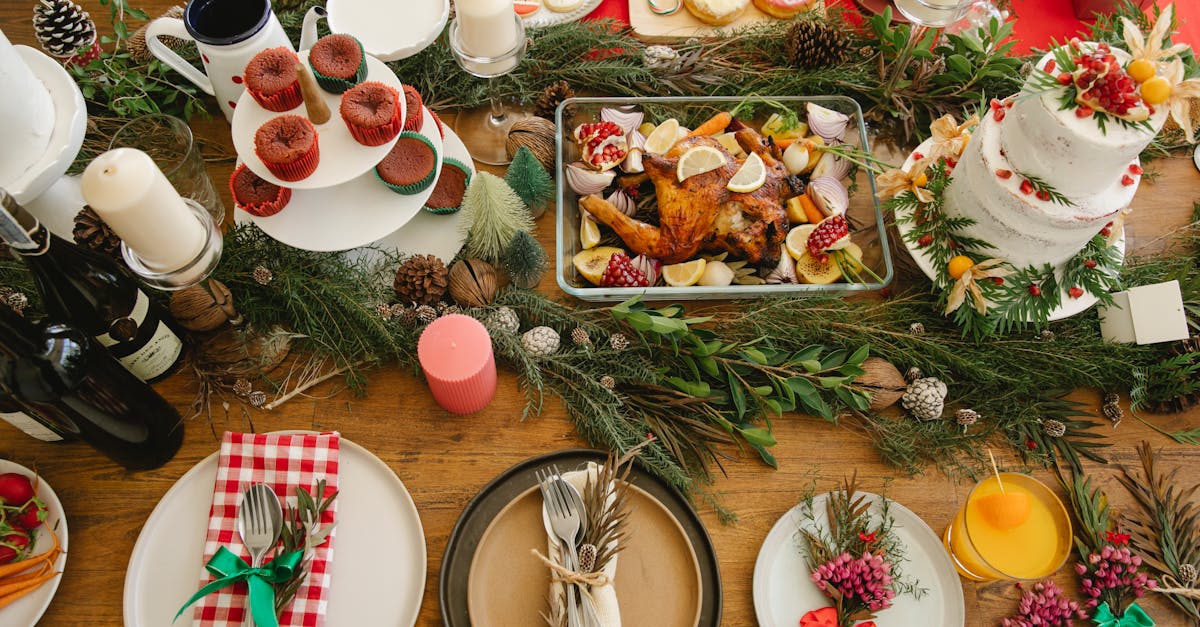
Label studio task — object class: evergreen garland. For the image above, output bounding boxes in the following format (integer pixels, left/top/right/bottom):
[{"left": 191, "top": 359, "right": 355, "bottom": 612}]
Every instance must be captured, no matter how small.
[
  {"left": 503, "top": 230, "right": 548, "bottom": 290},
  {"left": 505, "top": 146, "right": 554, "bottom": 215}
]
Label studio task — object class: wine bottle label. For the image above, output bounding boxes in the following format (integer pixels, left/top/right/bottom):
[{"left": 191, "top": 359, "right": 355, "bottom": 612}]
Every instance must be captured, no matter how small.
[
  {"left": 0, "top": 411, "right": 64, "bottom": 442},
  {"left": 95, "top": 290, "right": 183, "bottom": 381}
]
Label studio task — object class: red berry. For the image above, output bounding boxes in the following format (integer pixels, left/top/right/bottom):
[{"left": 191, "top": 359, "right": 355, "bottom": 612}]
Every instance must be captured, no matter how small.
[
  {"left": 1019, "top": 179, "right": 1035, "bottom": 195},
  {"left": 1068, "top": 286, "right": 1084, "bottom": 299},
  {"left": 917, "top": 234, "right": 933, "bottom": 247},
  {"left": 989, "top": 99, "right": 1003, "bottom": 110},
  {"left": 1100, "top": 227, "right": 1112, "bottom": 237},
  {"left": 1028, "top": 284, "right": 1042, "bottom": 297},
  {"left": 1128, "top": 164, "right": 1143, "bottom": 175},
  {"left": 599, "top": 252, "right": 649, "bottom": 288},
  {"left": 991, "top": 277, "right": 1004, "bottom": 285},
  {"left": 912, "top": 152, "right": 924, "bottom": 161},
  {"left": 1057, "top": 72, "right": 1073, "bottom": 85},
  {"left": 995, "top": 169, "right": 1013, "bottom": 179},
  {"left": 1044, "top": 59, "right": 1056, "bottom": 74},
  {"left": 1036, "top": 190, "right": 1051, "bottom": 201},
  {"left": 1026, "top": 438, "right": 1038, "bottom": 450},
  {"left": 945, "top": 158, "right": 957, "bottom": 168},
  {"left": 1084, "top": 259, "right": 1098, "bottom": 269},
  {"left": 1076, "top": 106, "right": 1094, "bottom": 118},
  {"left": 1121, "top": 175, "right": 1135, "bottom": 186}
]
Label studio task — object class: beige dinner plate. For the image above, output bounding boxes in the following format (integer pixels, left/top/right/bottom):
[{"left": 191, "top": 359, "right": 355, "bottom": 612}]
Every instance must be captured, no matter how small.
[{"left": 467, "top": 483, "right": 703, "bottom": 626}]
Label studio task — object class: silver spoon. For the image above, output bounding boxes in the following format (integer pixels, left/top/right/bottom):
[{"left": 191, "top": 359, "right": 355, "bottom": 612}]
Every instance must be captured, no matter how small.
[{"left": 238, "top": 483, "right": 284, "bottom": 569}]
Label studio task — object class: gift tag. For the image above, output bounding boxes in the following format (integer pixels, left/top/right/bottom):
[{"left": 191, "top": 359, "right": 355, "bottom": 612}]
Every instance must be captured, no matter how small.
[
  {"left": 1128, "top": 280, "right": 1190, "bottom": 345},
  {"left": 1098, "top": 290, "right": 1136, "bottom": 343}
]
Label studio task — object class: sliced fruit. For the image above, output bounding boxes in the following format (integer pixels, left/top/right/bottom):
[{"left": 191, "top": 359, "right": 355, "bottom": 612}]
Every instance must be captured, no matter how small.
[
  {"left": 976, "top": 492, "right": 1032, "bottom": 531},
  {"left": 761, "top": 112, "right": 807, "bottom": 142},
  {"left": 698, "top": 260, "right": 735, "bottom": 286},
  {"left": 714, "top": 132, "right": 746, "bottom": 158},
  {"left": 580, "top": 213, "right": 601, "bottom": 249},
  {"left": 600, "top": 252, "right": 649, "bottom": 287},
  {"left": 574, "top": 121, "right": 628, "bottom": 171},
  {"left": 676, "top": 145, "right": 727, "bottom": 181},
  {"left": 1071, "top": 46, "right": 1149, "bottom": 121},
  {"left": 644, "top": 118, "right": 680, "bottom": 154},
  {"left": 807, "top": 214, "right": 851, "bottom": 256},
  {"left": 785, "top": 224, "right": 817, "bottom": 260},
  {"left": 573, "top": 246, "right": 623, "bottom": 286},
  {"left": 786, "top": 196, "right": 810, "bottom": 224},
  {"left": 663, "top": 258, "right": 707, "bottom": 287},
  {"left": 727, "top": 152, "right": 766, "bottom": 193},
  {"left": 796, "top": 250, "right": 843, "bottom": 284},
  {"left": 638, "top": 121, "right": 656, "bottom": 136},
  {"left": 947, "top": 255, "right": 973, "bottom": 280}
]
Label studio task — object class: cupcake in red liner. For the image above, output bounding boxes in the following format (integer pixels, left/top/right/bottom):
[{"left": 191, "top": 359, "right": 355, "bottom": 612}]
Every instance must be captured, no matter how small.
[
  {"left": 401, "top": 85, "right": 425, "bottom": 132},
  {"left": 375, "top": 131, "right": 438, "bottom": 195},
  {"left": 340, "top": 81, "right": 403, "bottom": 147},
  {"left": 254, "top": 115, "right": 320, "bottom": 182},
  {"left": 422, "top": 158, "right": 471, "bottom": 214},
  {"left": 430, "top": 111, "right": 446, "bottom": 139},
  {"left": 244, "top": 47, "right": 301, "bottom": 112},
  {"left": 308, "top": 34, "right": 367, "bottom": 94},
  {"left": 229, "top": 163, "right": 292, "bottom": 217}
]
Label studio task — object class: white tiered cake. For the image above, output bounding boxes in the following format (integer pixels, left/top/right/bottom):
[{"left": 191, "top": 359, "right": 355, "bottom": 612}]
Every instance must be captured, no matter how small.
[
  {"left": 941, "top": 45, "right": 1167, "bottom": 270},
  {"left": 0, "top": 28, "right": 55, "bottom": 189}
]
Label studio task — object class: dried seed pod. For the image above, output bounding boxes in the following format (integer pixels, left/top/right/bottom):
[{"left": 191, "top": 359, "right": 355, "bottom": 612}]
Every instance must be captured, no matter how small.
[
  {"left": 855, "top": 358, "right": 907, "bottom": 410},
  {"left": 169, "top": 279, "right": 240, "bottom": 332},
  {"left": 448, "top": 258, "right": 499, "bottom": 307}
]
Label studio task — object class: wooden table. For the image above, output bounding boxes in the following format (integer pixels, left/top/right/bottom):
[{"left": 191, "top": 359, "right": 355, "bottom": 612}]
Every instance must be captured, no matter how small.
[{"left": 3, "top": 8, "right": 1200, "bottom": 626}]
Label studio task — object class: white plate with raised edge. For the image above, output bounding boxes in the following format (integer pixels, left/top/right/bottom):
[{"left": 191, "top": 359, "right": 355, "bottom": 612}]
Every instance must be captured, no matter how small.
[
  {"left": 894, "top": 138, "right": 1126, "bottom": 322},
  {"left": 122, "top": 432, "right": 426, "bottom": 627},
  {"left": 522, "top": 0, "right": 604, "bottom": 27},
  {"left": 230, "top": 50, "right": 405, "bottom": 190},
  {"left": 753, "top": 492, "right": 965, "bottom": 627},
  {"left": 6, "top": 46, "right": 87, "bottom": 204},
  {"left": 0, "top": 459, "right": 69, "bottom": 627},
  {"left": 243, "top": 105, "right": 444, "bottom": 252},
  {"left": 326, "top": 0, "right": 448, "bottom": 61}
]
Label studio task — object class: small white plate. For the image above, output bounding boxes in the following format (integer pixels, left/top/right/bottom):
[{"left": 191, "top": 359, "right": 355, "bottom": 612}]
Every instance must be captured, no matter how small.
[
  {"left": 522, "top": 0, "right": 604, "bottom": 27},
  {"left": 244, "top": 105, "right": 444, "bottom": 252},
  {"left": 753, "top": 492, "right": 965, "bottom": 627},
  {"left": 230, "top": 50, "right": 406, "bottom": 190},
  {"left": 326, "top": 0, "right": 448, "bottom": 61},
  {"left": 7, "top": 46, "right": 87, "bottom": 204},
  {"left": 0, "top": 459, "right": 69, "bottom": 627},
  {"left": 122, "top": 433, "right": 426, "bottom": 627}
]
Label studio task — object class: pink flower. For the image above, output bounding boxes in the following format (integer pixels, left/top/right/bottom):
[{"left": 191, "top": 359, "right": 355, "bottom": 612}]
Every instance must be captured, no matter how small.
[
  {"left": 811, "top": 551, "right": 897, "bottom": 617},
  {"left": 1076, "top": 544, "right": 1157, "bottom": 614},
  {"left": 1001, "top": 580, "right": 1085, "bottom": 627}
]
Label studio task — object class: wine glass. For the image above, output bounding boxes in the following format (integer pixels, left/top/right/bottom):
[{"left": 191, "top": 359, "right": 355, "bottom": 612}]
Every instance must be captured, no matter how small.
[
  {"left": 446, "top": 13, "right": 530, "bottom": 165},
  {"left": 881, "top": 0, "right": 975, "bottom": 97}
]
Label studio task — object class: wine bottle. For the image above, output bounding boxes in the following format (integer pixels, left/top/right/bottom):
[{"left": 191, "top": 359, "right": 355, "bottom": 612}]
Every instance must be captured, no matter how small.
[
  {"left": 0, "top": 395, "right": 67, "bottom": 443},
  {"left": 0, "top": 304, "right": 183, "bottom": 470},
  {"left": 0, "top": 189, "right": 184, "bottom": 383}
]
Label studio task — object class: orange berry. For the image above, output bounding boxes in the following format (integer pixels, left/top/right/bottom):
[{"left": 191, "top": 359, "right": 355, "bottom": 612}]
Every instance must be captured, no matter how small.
[
  {"left": 1127, "top": 58, "right": 1156, "bottom": 83},
  {"left": 913, "top": 173, "right": 929, "bottom": 187},
  {"left": 1141, "top": 76, "right": 1172, "bottom": 105},
  {"left": 947, "top": 255, "right": 974, "bottom": 280}
]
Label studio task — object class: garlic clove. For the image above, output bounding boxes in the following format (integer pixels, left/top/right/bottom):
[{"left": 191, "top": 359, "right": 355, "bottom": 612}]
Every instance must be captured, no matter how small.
[{"left": 765, "top": 244, "right": 799, "bottom": 284}]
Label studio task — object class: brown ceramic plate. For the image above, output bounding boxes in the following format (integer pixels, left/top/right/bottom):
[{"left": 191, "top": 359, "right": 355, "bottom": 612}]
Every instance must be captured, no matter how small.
[
  {"left": 467, "top": 483, "right": 702, "bottom": 625},
  {"left": 440, "top": 449, "right": 721, "bottom": 626}
]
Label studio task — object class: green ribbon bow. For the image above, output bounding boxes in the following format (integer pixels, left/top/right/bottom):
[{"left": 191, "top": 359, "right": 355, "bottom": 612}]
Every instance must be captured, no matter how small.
[
  {"left": 174, "top": 546, "right": 304, "bottom": 627},
  {"left": 1093, "top": 602, "right": 1155, "bottom": 627}
]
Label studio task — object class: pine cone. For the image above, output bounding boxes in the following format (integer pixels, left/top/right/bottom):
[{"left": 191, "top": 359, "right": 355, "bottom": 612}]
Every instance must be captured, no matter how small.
[
  {"left": 904, "top": 366, "right": 923, "bottom": 383},
  {"left": 1102, "top": 401, "right": 1124, "bottom": 425},
  {"left": 232, "top": 378, "right": 252, "bottom": 397},
  {"left": 571, "top": 327, "right": 591, "bottom": 348},
  {"left": 415, "top": 304, "right": 438, "bottom": 324},
  {"left": 578, "top": 543, "right": 597, "bottom": 573},
  {"left": 1103, "top": 392, "right": 1120, "bottom": 405},
  {"left": 376, "top": 303, "right": 394, "bottom": 320},
  {"left": 955, "top": 408, "right": 979, "bottom": 427},
  {"left": 902, "top": 377, "right": 947, "bottom": 421},
  {"left": 1180, "top": 563, "right": 1198, "bottom": 586},
  {"left": 533, "top": 80, "right": 575, "bottom": 121},
  {"left": 1042, "top": 419, "right": 1067, "bottom": 438},
  {"left": 252, "top": 266, "right": 274, "bottom": 285},
  {"left": 72, "top": 206, "right": 122, "bottom": 258},
  {"left": 394, "top": 255, "right": 449, "bottom": 305},
  {"left": 599, "top": 375, "right": 615, "bottom": 390},
  {"left": 397, "top": 305, "right": 417, "bottom": 327},
  {"left": 127, "top": 5, "right": 185, "bottom": 62},
  {"left": 1039, "top": 329, "right": 1055, "bottom": 342},
  {"left": 485, "top": 306, "right": 520, "bottom": 335},
  {"left": 609, "top": 333, "right": 630, "bottom": 352},
  {"left": 908, "top": 322, "right": 925, "bottom": 335},
  {"left": 785, "top": 20, "right": 848, "bottom": 69},
  {"left": 522, "top": 326, "right": 560, "bottom": 356},
  {"left": 33, "top": 0, "right": 96, "bottom": 59}
]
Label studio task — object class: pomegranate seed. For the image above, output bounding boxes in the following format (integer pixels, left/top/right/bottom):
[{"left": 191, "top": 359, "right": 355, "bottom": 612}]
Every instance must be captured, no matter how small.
[
  {"left": 1036, "top": 190, "right": 1051, "bottom": 201},
  {"left": 991, "top": 277, "right": 1004, "bottom": 285},
  {"left": 1084, "top": 259, "right": 1098, "bottom": 269},
  {"left": 996, "top": 169, "right": 1013, "bottom": 179},
  {"left": 1057, "top": 72, "right": 1073, "bottom": 85},
  {"left": 993, "top": 108, "right": 1006, "bottom": 122},
  {"left": 989, "top": 99, "right": 1003, "bottom": 110},
  {"left": 1076, "top": 106, "right": 1094, "bottom": 118},
  {"left": 946, "top": 158, "right": 957, "bottom": 168},
  {"left": 1068, "top": 287, "right": 1084, "bottom": 299},
  {"left": 917, "top": 234, "right": 933, "bottom": 247},
  {"left": 817, "top": 253, "right": 829, "bottom": 264},
  {"left": 1121, "top": 175, "right": 1135, "bottom": 186},
  {"left": 1020, "top": 179, "right": 1035, "bottom": 195},
  {"left": 1044, "top": 59, "right": 1056, "bottom": 73},
  {"left": 1100, "top": 227, "right": 1112, "bottom": 236},
  {"left": 913, "top": 152, "right": 924, "bottom": 160},
  {"left": 1028, "top": 284, "right": 1042, "bottom": 297},
  {"left": 1128, "top": 164, "right": 1143, "bottom": 175}
]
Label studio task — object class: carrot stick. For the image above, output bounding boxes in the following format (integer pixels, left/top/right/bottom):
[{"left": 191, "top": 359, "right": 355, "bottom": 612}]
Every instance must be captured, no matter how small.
[
  {"left": 0, "top": 562, "right": 50, "bottom": 586},
  {"left": 799, "top": 195, "right": 824, "bottom": 225},
  {"left": 688, "top": 111, "right": 732, "bottom": 137},
  {"left": 774, "top": 137, "right": 796, "bottom": 150},
  {"left": 0, "top": 571, "right": 60, "bottom": 609},
  {"left": 0, "top": 529, "right": 61, "bottom": 578}
]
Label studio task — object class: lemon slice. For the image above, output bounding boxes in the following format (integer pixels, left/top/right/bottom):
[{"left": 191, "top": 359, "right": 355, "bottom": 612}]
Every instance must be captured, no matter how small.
[
  {"left": 644, "top": 118, "right": 681, "bottom": 155},
  {"left": 785, "top": 224, "right": 816, "bottom": 260},
  {"left": 676, "top": 145, "right": 727, "bottom": 181},
  {"left": 663, "top": 259, "right": 707, "bottom": 286},
  {"left": 580, "top": 212, "right": 601, "bottom": 249},
  {"left": 727, "top": 152, "right": 766, "bottom": 193}
]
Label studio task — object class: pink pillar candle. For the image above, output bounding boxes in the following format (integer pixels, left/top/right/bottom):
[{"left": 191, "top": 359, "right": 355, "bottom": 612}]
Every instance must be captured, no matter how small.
[{"left": 417, "top": 314, "right": 497, "bottom": 414}]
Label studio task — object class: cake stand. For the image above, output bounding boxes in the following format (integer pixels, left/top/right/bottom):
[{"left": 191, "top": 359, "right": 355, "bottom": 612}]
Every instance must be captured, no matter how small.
[
  {"left": 242, "top": 106, "right": 443, "bottom": 252},
  {"left": 230, "top": 51, "right": 405, "bottom": 190},
  {"left": 894, "top": 139, "right": 1126, "bottom": 322},
  {"left": 8, "top": 45, "right": 87, "bottom": 238}
]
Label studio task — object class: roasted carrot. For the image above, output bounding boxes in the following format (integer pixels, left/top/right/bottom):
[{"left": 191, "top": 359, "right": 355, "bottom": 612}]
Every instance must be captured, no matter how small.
[
  {"left": 774, "top": 137, "right": 797, "bottom": 150},
  {"left": 799, "top": 195, "right": 824, "bottom": 225},
  {"left": 688, "top": 111, "right": 732, "bottom": 137},
  {"left": 0, "top": 571, "right": 60, "bottom": 609}
]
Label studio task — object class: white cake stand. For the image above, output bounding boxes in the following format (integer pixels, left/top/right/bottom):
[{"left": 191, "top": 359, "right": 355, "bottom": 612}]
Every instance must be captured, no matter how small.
[
  {"left": 894, "top": 139, "right": 1126, "bottom": 322},
  {"left": 8, "top": 45, "right": 88, "bottom": 238}
]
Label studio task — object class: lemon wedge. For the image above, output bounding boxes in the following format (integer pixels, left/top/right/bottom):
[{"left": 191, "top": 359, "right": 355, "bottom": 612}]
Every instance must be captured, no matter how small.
[
  {"left": 644, "top": 118, "right": 681, "bottom": 155},
  {"left": 785, "top": 224, "right": 817, "bottom": 260},
  {"left": 580, "top": 212, "right": 601, "bottom": 250},
  {"left": 727, "top": 152, "right": 766, "bottom": 193},
  {"left": 663, "top": 259, "right": 707, "bottom": 287},
  {"left": 676, "top": 145, "right": 727, "bottom": 181}
]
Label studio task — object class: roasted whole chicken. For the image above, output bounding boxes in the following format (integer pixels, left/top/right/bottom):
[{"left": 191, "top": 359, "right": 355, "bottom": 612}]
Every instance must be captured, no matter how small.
[{"left": 579, "top": 128, "right": 790, "bottom": 265}]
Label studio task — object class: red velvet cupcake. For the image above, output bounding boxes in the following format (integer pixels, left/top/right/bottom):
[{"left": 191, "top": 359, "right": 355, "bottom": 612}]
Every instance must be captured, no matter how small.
[
  {"left": 339, "top": 81, "right": 403, "bottom": 147},
  {"left": 401, "top": 85, "right": 425, "bottom": 132},
  {"left": 244, "top": 47, "right": 301, "bottom": 112},
  {"left": 308, "top": 34, "right": 366, "bottom": 94},
  {"left": 253, "top": 115, "right": 319, "bottom": 182},
  {"left": 430, "top": 110, "right": 446, "bottom": 139},
  {"left": 229, "top": 163, "right": 291, "bottom": 216}
]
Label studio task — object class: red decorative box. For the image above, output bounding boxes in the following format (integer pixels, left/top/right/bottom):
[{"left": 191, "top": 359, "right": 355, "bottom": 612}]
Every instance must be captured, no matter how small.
[{"left": 1072, "top": 0, "right": 1153, "bottom": 20}]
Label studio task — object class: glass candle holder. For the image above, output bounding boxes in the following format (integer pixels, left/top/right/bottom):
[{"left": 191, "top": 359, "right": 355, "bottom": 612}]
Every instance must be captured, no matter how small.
[
  {"left": 110, "top": 114, "right": 226, "bottom": 226},
  {"left": 446, "top": 14, "right": 531, "bottom": 165},
  {"left": 121, "top": 199, "right": 223, "bottom": 291}
]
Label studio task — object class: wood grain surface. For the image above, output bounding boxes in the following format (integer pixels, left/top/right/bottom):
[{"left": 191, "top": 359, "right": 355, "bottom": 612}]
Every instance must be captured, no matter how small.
[{"left": 2, "top": 5, "right": 1200, "bottom": 626}]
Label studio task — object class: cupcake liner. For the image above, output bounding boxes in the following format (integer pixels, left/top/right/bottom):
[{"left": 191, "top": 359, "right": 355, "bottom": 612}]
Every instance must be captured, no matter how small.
[
  {"left": 430, "top": 111, "right": 446, "bottom": 139},
  {"left": 423, "top": 158, "right": 472, "bottom": 214},
  {"left": 258, "top": 138, "right": 320, "bottom": 182},
  {"left": 402, "top": 86, "right": 425, "bottom": 132},
  {"left": 375, "top": 132, "right": 438, "bottom": 195},
  {"left": 309, "top": 36, "right": 367, "bottom": 94},
  {"left": 248, "top": 80, "right": 302, "bottom": 112},
  {"left": 344, "top": 85, "right": 404, "bottom": 147},
  {"left": 237, "top": 187, "right": 292, "bottom": 217}
]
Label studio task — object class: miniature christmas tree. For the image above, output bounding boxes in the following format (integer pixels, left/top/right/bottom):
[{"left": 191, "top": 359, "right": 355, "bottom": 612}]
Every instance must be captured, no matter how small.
[
  {"left": 503, "top": 230, "right": 548, "bottom": 289},
  {"left": 504, "top": 146, "right": 554, "bottom": 217},
  {"left": 460, "top": 172, "right": 534, "bottom": 264}
]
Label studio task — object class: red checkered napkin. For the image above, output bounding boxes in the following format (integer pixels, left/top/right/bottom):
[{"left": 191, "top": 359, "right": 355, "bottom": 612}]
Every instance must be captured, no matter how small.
[{"left": 192, "top": 431, "right": 341, "bottom": 627}]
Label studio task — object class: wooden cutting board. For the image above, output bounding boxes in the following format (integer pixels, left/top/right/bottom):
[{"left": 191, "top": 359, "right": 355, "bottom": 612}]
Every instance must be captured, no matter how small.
[{"left": 628, "top": 0, "right": 824, "bottom": 42}]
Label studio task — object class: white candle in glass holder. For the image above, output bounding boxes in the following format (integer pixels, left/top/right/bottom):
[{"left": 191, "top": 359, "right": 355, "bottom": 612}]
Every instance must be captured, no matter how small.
[
  {"left": 894, "top": 0, "right": 970, "bottom": 27},
  {"left": 80, "top": 148, "right": 205, "bottom": 272},
  {"left": 456, "top": 0, "right": 519, "bottom": 58}
]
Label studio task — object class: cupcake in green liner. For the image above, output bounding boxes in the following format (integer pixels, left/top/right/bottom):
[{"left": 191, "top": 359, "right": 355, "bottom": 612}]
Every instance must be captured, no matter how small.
[
  {"left": 375, "top": 131, "right": 438, "bottom": 195},
  {"left": 308, "top": 34, "right": 367, "bottom": 94},
  {"left": 422, "top": 158, "right": 471, "bottom": 214}
]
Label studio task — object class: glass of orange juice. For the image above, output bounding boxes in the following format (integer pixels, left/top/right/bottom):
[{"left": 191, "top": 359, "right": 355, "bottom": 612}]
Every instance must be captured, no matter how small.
[{"left": 942, "top": 472, "right": 1072, "bottom": 581}]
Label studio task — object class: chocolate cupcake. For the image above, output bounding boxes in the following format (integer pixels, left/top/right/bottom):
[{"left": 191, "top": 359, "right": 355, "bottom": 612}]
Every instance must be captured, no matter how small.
[
  {"left": 339, "top": 81, "right": 403, "bottom": 147},
  {"left": 375, "top": 131, "right": 438, "bottom": 195},
  {"left": 308, "top": 34, "right": 367, "bottom": 94},
  {"left": 229, "top": 163, "right": 291, "bottom": 217},
  {"left": 244, "top": 47, "right": 301, "bottom": 112},
  {"left": 423, "top": 158, "right": 470, "bottom": 214},
  {"left": 401, "top": 85, "right": 425, "bottom": 132},
  {"left": 253, "top": 115, "right": 319, "bottom": 182}
]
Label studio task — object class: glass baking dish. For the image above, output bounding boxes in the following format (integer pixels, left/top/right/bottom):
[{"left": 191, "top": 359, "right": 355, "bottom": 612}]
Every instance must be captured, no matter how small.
[{"left": 555, "top": 95, "right": 893, "bottom": 301}]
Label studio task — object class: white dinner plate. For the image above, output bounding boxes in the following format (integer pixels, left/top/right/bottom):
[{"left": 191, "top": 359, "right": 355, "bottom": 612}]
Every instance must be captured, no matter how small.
[
  {"left": 122, "top": 433, "right": 426, "bottom": 626},
  {"left": 243, "top": 105, "right": 444, "bottom": 252},
  {"left": 326, "top": 0, "right": 448, "bottom": 61},
  {"left": 753, "top": 492, "right": 965, "bottom": 627},
  {"left": 230, "top": 51, "right": 406, "bottom": 190},
  {"left": 522, "top": 0, "right": 604, "bottom": 27},
  {"left": 0, "top": 459, "right": 69, "bottom": 627},
  {"left": 7, "top": 46, "right": 87, "bottom": 205}
]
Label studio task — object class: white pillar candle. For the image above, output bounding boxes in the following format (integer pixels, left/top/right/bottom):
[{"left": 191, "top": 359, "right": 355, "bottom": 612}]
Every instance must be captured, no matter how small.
[
  {"left": 456, "top": 0, "right": 519, "bottom": 58},
  {"left": 80, "top": 148, "right": 206, "bottom": 272}
]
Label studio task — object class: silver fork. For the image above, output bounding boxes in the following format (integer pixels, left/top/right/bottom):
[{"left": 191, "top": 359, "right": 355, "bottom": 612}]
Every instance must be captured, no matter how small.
[{"left": 536, "top": 468, "right": 582, "bottom": 627}]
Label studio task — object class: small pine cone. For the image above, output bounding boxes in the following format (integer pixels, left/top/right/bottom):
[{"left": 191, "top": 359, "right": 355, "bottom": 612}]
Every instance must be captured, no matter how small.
[
  {"left": 785, "top": 19, "right": 849, "bottom": 69},
  {"left": 247, "top": 390, "right": 267, "bottom": 407},
  {"left": 5, "top": 292, "right": 28, "bottom": 314},
  {"left": 394, "top": 255, "right": 450, "bottom": 306},
  {"left": 377, "top": 303, "right": 394, "bottom": 320},
  {"left": 600, "top": 375, "right": 615, "bottom": 390},
  {"left": 1180, "top": 563, "right": 1198, "bottom": 585},
  {"left": 252, "top": 266, "right": 274, "bottom": 285},
  {"left": 578, "top": 543, "right": 597, "bottom": 573},
  {"left": 232, "top": 378, "right": 252, "bottom": 397},
  {"left": 415, "top": 305, "right": 438, "bottom": 324},
  {"left": 1039, "top": 329, "right": 1055, "bottom": 342},
  {"left": 1042, "top": 418, "right": 1067, "bottom": 438},
  {"left": 1103, "top": 392, "right": 1119, "bottom": 406},
  {"left": 955, "top": 408, "right": 979, "bottom": 427},
  {"left": 904, "top": 366, "right": 923, "bottom": 383},
  {"left": 533, "top": 80, "right": 576, "bottom": 121},
  {"left": 609, "top": 333, "right": 630, "bottom": 351},
  {"left": 436, "top": 301, "right": 451, "bottom": 313},
  {"left": 909, "top": 322, "right": 925, "bottom": 335},
  {"left": 441, "top": 305, "right": 461, "bottom": 317},
  {"left": 1102, "top": 401, "right": 1124, "bottom": 425},
  {"left": 398, "top": 306, "right": 418, "bottom": 327},
  {"left": 571, "top": 327, "right": 592, "bottom": 348},
  {"left": 72, "top": 206, "right": 122, "bottom": 258}
]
